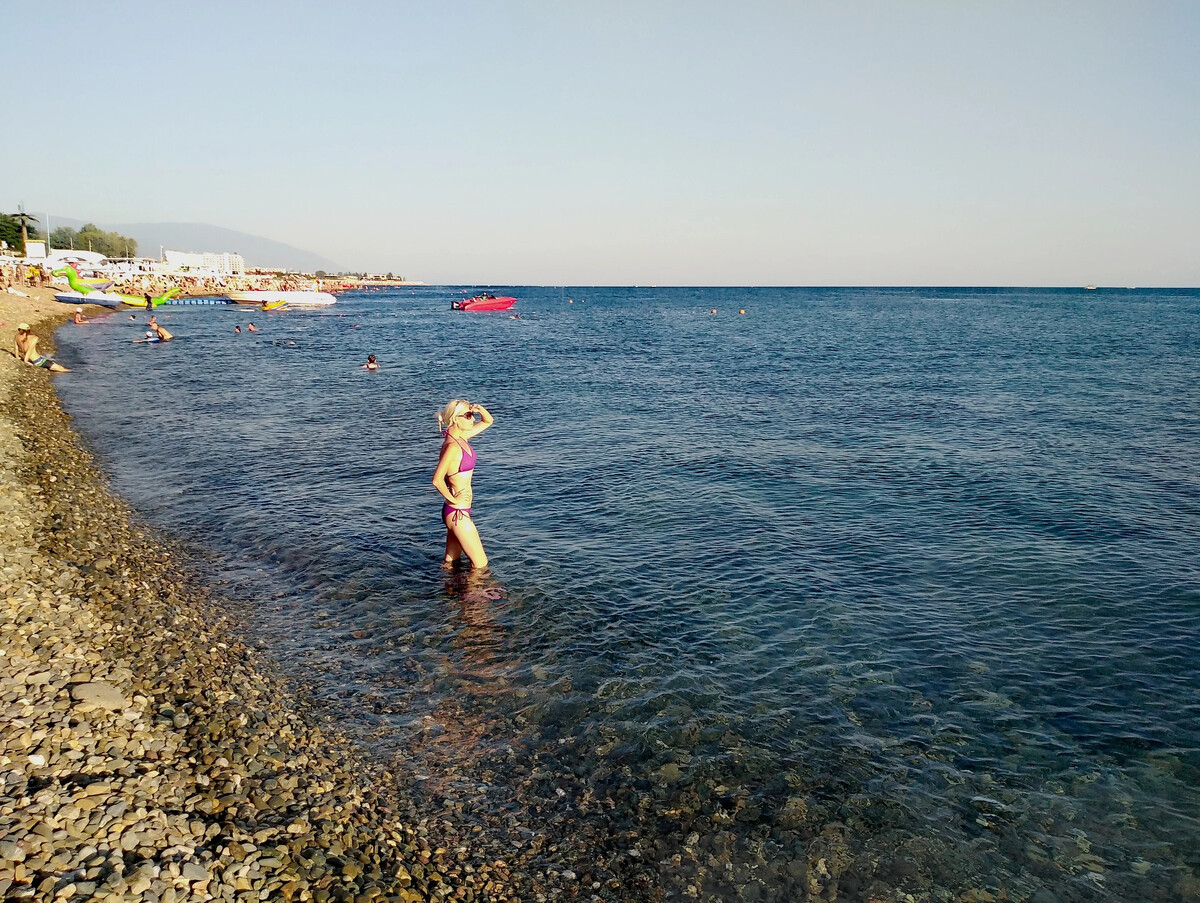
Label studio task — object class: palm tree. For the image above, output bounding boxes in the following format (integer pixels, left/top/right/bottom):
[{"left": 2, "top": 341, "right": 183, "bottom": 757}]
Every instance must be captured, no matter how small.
[{"left": 8, "top": 209, "right": 39, "bottom": 254}]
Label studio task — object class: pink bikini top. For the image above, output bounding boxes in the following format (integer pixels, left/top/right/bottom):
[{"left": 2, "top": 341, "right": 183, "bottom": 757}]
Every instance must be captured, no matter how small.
[{"left": 448, "top": 436, "right": 476, "bottom": 474}]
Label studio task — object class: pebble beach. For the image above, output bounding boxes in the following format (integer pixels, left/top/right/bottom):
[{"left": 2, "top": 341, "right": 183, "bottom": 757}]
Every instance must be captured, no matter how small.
[{"left": 0, "top": 291, "right": 511, "bottom": 902}]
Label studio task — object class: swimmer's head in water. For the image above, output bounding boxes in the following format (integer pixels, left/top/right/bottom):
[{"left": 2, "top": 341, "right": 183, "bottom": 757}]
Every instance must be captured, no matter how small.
[{"left": 367, "top": 354, "right": 376, "bottom": 363}]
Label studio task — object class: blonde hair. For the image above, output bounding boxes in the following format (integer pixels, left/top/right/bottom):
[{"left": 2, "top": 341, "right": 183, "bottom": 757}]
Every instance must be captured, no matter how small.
[{"left": 437, "top": 399, "right": 471, "bottom": 433}]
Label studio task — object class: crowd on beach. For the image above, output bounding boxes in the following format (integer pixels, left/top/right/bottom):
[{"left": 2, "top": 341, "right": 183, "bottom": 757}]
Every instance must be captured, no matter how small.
[
  {"left": 108, "top": 271, "right": 342, "bottom": 299},
  {"left": 1, "top": 258, "right": 353, "bottom": 299},
  {"left": 1, "top": 261, "right": 52, "bottom": 289}
]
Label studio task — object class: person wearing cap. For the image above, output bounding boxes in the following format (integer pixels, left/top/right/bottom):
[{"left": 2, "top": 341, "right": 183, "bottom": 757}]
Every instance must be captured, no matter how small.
[
  {"left": 133, "top": 323, "right": 173, "bottom": 343},
  {"left": 73, "top": 307, "right": 88, "bottom": 325},
  {"left": 14, "top": 324, "right": 70, "bottom": 372}
]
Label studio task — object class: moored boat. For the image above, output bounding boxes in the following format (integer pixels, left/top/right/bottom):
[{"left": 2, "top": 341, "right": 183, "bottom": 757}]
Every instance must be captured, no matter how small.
[
  {"left": 452, "top": 294, "right": 517, "bottom": 312},
  {"left": 226, "top": 291, "right": 337, "bottom": 307}
]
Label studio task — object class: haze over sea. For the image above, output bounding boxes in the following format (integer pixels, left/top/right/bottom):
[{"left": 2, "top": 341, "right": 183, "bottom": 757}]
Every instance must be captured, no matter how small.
[{"left": 55, "top": 286, "right": 1199, "bottom": 901}]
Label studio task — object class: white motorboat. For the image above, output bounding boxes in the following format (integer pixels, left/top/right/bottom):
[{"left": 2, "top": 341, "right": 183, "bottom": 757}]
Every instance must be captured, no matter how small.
[{"left": 226, "top": 290, "right": 337, "bottom": 307}]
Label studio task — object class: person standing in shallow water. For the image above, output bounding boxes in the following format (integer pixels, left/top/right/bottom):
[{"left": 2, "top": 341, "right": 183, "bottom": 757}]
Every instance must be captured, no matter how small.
[{"left": 433, "top": 399, "right": 493, "bottom": 569}]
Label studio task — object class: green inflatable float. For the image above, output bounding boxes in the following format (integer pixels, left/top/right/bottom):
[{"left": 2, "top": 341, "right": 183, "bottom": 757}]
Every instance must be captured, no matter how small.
[{"left": 53, "top": 264, "right": 181, "bottom": 307}]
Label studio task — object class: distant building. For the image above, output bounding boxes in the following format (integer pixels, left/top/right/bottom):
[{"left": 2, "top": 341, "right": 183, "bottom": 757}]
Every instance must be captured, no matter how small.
[{"left": 163, "top": 248, "right": 245, "bottom": 275}]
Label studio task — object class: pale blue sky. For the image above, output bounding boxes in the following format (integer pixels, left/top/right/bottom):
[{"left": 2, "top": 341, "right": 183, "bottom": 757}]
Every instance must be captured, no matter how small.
[{"left": 5, "top": 1, "right": 1198, "bottom": 285}]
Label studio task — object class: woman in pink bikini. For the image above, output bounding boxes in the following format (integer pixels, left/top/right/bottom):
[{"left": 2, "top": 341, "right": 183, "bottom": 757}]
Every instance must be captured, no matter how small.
[{"left": 433, "top": 399, "right": 494, "bottom": 569}]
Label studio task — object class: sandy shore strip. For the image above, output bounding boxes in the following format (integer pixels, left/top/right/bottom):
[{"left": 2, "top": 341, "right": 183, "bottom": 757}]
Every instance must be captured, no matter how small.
[{"left": 0, "top": 292, "right": 513, "bottom": 901}]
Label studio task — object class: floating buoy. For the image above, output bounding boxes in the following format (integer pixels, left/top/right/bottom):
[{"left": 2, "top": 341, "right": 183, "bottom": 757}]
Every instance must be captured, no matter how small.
[{"left": 739, "top": 309, "right": 746, "bottom": 315}]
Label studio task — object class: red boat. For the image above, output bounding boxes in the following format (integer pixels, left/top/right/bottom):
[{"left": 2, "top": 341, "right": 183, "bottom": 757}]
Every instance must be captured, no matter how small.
[{"left": 452, "top": 294, "right": 517, "bottom": 312}]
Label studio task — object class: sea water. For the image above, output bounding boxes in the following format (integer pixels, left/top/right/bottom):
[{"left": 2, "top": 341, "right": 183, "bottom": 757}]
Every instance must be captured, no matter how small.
[{"left": 54, "top": 287, "right": 1200, "bottom": 901}]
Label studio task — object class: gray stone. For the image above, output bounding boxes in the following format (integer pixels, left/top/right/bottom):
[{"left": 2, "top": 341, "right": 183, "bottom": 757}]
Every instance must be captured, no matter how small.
[
  {"left": 655, "top": 763, "right": 683, "bottom": 784},
  {"left": 70, "top": 682, "right": 127, "bottom": 710},
  {"left": 181, "top": 862, "right": 210, "bottom": 881}
]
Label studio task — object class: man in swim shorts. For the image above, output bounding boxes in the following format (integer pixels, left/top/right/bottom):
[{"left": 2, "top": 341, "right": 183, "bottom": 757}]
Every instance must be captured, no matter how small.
[{"left": 14, "top": 324, "right": 70, "bottom": 372}]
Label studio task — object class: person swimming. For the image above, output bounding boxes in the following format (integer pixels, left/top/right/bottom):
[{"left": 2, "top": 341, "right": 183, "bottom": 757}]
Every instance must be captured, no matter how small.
[
  {"left": 432, "top": 399, "right": 494, "bottom": 569},
  {"left": 363, "top": 354, "right": 378, "bottom": 370}
]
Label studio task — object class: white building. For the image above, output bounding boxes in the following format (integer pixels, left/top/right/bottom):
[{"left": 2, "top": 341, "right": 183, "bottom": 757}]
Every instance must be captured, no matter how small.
[{"left": 162, "top": 248, "right": 245, "bottom": 276}]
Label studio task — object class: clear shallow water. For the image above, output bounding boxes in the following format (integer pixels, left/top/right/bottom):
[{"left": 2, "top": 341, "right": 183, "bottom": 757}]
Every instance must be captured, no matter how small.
[{"left": 55, "top": 287, "right": 1200, "bottom": 901}]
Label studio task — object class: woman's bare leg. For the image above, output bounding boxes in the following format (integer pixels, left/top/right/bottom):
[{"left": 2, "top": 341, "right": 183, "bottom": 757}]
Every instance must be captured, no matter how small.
[
  {"left": 448, "top": 515, "right": 488, "bottom": 569},
  {"left": 443, "top": 527, "right": 465, "bottom": 566}
]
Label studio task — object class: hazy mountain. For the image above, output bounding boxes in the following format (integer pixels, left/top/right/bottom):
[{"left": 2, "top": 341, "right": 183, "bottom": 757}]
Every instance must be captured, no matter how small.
[{"left": 49, "top": 217, "right": 342, "bottom": 273}]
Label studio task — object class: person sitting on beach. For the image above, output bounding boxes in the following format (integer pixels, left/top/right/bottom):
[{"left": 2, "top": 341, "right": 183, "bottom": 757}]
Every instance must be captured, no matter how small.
[
  {"left": 362, "top": 353, "right": 378, "bottom": 370},
  {"left": 14, "top": 324, "right": 70, "bottom": 372},
  {"left": 433, "top": 399, "right": 494, "bottom": 569},
  {"left": 73, "top": 307, "right": 88, "bottom": 325}
]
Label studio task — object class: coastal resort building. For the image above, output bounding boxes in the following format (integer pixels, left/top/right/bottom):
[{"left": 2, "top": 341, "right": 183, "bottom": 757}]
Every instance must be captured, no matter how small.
[{"left": 162, "top": 249, "right": 245, "bottom": 276}]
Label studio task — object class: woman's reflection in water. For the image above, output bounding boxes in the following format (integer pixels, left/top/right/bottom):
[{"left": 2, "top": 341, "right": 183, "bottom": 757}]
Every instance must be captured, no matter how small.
[{"left": 441, "top": 567, "right": 512, "bottom": 697}]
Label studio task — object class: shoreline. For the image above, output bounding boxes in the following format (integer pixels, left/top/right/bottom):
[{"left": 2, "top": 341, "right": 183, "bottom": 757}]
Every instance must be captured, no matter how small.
[{"left": 0, "top": 291, "right": 509, "bottom": 900}]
